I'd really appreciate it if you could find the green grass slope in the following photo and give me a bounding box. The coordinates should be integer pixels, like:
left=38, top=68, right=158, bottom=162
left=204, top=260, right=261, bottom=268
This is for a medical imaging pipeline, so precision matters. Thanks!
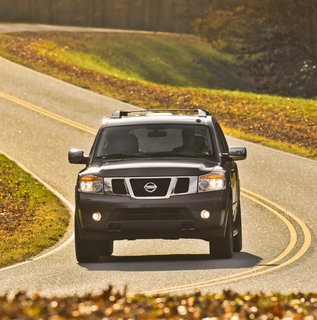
left=24, top=32, right=246, bottom=90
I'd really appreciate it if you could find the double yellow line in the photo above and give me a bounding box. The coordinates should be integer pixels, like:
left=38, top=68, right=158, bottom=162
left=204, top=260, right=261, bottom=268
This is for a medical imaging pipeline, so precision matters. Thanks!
left=0, top=91, right=97, bottom=135
left=0, top=90, right=312, bottom=293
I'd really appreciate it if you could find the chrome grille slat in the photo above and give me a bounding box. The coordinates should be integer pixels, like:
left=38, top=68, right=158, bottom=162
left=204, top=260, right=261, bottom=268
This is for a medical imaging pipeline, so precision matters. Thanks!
left=105, top=176, right=197, bottom=199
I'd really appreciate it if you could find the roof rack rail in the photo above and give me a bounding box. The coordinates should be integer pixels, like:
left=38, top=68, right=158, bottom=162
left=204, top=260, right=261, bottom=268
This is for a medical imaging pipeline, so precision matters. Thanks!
left=111, top=109, right=210, bottom=119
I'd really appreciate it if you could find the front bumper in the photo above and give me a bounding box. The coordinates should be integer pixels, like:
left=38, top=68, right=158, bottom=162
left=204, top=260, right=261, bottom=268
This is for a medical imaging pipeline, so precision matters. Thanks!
left=76, top=190, right=228, bottom=241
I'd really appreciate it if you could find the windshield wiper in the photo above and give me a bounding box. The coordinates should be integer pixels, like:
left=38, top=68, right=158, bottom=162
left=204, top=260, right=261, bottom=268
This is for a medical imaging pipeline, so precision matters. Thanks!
left=94, top=153, right=150, bottom=160
left=141, top=152, right=210, bottom=158
left=94, top=152, right=213, bottom=161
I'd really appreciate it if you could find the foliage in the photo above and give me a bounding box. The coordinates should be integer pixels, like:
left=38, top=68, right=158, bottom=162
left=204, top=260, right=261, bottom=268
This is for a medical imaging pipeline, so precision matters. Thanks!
left=0, top=0, right=210, bottom=34
left=0, top=287, right=316, bottom=319
left=194, top=0, right=317, bottom=98
left=0, top=32, right=316, bottom=160
left=0, top=154, right=70, bottom=268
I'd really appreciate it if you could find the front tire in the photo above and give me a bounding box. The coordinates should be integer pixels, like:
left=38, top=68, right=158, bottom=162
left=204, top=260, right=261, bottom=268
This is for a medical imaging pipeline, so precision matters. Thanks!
left=103, top=240, right=114, bottom=256
left=233, top=202, right=242, bottom=252
left=75, top=218, right=112, bottom=263
left=209, top=204, right=234, bottom=259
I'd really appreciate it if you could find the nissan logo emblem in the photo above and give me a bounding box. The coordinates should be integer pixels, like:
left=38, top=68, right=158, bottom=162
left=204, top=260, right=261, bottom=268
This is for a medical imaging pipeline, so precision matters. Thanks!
left=144, top=182, right=157, bottom=193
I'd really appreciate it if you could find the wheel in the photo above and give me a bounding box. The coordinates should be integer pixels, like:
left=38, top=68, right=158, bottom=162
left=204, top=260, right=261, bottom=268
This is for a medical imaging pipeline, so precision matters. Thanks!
left=75, top=218, right=106, bottom=263
left=103, top=240, right=114, bottom=256
left=233, top=202, right=242, bottom=252
left=209, top=203, right=234, bottom=259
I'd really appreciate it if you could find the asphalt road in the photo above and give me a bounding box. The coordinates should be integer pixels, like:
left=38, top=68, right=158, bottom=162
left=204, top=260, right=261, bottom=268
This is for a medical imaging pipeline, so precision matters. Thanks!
left=0, top=25, right=316, bottom=295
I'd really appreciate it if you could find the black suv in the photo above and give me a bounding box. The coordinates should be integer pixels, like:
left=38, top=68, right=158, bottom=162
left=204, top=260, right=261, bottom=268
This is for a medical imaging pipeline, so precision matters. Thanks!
left=69, top=109, right=247, bottom=262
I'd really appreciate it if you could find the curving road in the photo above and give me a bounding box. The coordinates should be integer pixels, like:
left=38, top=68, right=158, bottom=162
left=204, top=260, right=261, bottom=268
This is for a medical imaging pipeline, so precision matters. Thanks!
left=0, top=25, right=316, bottom=295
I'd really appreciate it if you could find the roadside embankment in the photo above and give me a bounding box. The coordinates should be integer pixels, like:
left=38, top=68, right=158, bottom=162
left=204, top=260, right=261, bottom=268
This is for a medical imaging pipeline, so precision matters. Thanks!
left=0, top=154, right=70, bottom=268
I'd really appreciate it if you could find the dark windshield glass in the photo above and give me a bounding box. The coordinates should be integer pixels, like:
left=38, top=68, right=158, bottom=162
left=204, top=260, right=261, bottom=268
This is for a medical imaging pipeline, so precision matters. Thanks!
left=93, top=124, right=214, bottom=161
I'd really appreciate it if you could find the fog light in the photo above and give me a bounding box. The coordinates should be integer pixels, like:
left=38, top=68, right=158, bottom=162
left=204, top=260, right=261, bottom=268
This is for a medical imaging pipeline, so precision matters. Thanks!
left=92, top=212, right=102, bottom=222
left=200, top=210, right=210, bottom=219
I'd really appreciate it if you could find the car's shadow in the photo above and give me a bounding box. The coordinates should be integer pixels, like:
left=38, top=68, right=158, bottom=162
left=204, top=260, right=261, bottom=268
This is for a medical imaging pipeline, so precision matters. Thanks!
left=79, top=251, right=262, bottom=271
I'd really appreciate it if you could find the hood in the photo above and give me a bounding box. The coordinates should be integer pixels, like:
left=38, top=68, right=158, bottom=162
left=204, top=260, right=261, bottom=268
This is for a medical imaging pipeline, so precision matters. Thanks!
left=82, top=159, right=220, bottom=177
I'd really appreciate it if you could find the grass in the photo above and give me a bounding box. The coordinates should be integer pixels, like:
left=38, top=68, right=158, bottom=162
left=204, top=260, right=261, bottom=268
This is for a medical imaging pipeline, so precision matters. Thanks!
left=0, top=154, right=70, bottom=268
left=0, top=31, right=316, bottom=160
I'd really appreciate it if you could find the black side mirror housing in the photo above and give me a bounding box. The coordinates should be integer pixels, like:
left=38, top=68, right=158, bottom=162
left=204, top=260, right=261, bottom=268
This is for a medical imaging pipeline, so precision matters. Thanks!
left=228, top=146, right=247, bottom=161
left=68, top=149, right=89, bottom=165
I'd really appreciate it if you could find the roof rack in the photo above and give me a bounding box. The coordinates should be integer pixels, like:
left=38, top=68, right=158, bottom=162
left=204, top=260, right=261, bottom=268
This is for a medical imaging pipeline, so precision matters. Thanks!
left=111, top=109, right=210, bottom=119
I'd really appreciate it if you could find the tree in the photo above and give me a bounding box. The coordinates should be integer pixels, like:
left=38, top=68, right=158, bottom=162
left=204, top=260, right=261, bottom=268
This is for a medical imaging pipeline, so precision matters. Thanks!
left=194, top=0, right=317, bottom=97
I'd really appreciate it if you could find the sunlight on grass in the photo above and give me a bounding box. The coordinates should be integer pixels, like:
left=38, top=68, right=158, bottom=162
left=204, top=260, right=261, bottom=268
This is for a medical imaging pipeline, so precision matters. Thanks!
left=29, top=32, right=245, bottom=89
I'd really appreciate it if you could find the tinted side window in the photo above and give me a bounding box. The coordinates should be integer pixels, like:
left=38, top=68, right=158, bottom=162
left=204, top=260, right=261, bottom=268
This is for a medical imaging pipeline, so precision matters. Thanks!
left=214, top=122, right=228, bottom=154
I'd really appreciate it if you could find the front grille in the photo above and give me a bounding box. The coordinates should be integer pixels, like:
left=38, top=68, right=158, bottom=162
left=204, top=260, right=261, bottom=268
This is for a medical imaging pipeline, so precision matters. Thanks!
left=130, top=178, right=171, bottom=197
left=111, top=208, right=191, bottom=221
left=112, top=179, right=127, bottom=195
left=174, top=178, right=190, bottom=194
left=106, top=176, right=196, bottom=199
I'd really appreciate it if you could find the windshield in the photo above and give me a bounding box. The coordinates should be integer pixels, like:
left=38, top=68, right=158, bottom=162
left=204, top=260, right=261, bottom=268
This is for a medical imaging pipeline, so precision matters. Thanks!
left=93, top=124, right=215, bottom=161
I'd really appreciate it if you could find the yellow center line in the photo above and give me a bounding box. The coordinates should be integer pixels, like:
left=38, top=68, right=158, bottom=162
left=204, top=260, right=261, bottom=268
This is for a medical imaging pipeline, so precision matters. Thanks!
left=0, top=90, right=312, bottom=293
left=0, top=91, right=97, bottom=135
left=242, top=189, right=312, bottom=268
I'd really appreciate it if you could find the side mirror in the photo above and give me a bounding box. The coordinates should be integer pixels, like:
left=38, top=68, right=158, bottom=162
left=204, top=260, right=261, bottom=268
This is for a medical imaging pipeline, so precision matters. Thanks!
left=68, top=149, right=89, bottom=165
left=229, top=146, right=247, bottom=161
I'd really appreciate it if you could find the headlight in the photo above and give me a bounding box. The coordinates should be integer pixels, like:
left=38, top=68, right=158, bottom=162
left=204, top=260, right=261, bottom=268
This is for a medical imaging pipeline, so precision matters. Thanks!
left=79, top=175, right=103, bottom=193
left=198, top=172, right=226, bottom=192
